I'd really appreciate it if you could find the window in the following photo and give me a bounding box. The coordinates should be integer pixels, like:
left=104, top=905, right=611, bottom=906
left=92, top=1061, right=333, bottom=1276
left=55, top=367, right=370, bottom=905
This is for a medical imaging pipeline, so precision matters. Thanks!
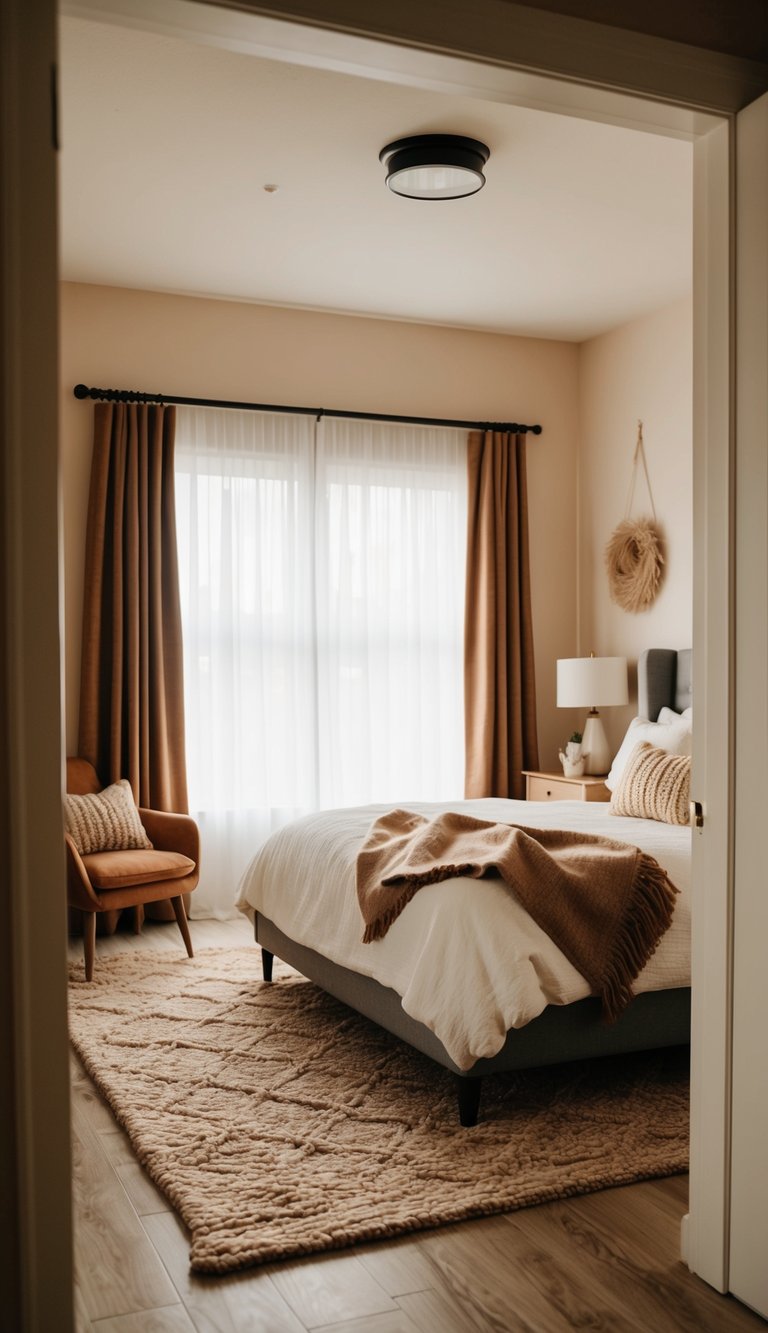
left=175, top=406, right=467, bottom=916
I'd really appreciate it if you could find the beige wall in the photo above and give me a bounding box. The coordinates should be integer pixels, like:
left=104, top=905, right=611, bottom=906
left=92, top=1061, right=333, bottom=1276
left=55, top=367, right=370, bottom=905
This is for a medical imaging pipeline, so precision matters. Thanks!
left=60, top=281, right=580, bottom=771
left=577, top=297, right=693, bottom=751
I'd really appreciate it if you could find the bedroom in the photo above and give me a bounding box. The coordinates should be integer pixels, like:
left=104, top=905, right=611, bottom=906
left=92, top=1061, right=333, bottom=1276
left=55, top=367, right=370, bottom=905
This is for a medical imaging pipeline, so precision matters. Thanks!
left=1, top=2, right=768, bottom=1333
left=59, top=9, right=699, bottom=1323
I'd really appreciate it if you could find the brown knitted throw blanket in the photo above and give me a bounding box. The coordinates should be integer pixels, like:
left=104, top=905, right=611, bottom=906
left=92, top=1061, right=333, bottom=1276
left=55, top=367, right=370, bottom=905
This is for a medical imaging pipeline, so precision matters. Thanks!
left=356, top=809, right=678, bottom=1022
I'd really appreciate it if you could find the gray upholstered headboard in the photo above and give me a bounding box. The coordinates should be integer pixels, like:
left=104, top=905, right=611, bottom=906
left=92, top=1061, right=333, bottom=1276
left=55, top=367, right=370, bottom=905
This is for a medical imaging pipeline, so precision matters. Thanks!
left=637, top=648, right=692, bottom=721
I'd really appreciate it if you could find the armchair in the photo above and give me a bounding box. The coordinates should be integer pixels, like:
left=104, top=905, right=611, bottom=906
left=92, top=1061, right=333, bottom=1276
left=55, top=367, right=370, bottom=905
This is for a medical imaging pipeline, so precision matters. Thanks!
left=66, top=758, right=198, bottom=980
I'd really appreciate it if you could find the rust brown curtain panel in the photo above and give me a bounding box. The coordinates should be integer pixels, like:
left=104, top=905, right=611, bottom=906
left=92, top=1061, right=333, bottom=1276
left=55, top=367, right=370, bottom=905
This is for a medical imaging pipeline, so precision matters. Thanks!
left=464, top=430, right=539, bottom=799
left=78, top=402, right=188, bottom=812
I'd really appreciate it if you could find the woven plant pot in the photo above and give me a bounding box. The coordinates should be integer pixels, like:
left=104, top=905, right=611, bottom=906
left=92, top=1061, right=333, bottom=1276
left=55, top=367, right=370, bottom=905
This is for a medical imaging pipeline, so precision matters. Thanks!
left=605, top=516, right=664, bottom=613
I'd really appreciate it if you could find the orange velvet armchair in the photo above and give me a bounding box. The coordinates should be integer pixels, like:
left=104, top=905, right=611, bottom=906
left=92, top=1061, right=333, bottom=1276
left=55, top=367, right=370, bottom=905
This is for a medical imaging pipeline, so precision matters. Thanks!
left=66, top=758, right=198, bottom=980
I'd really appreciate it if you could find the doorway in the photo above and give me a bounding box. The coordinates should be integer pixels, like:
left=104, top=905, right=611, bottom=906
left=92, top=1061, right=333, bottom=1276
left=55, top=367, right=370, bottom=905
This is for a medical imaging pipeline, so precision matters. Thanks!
left=5, top=0, right=766, bottom=1324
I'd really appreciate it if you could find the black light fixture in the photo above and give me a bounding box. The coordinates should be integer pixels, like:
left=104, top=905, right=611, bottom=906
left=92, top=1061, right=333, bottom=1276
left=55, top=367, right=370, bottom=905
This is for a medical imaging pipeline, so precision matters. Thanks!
left=379, top=134, right=490, bottom=200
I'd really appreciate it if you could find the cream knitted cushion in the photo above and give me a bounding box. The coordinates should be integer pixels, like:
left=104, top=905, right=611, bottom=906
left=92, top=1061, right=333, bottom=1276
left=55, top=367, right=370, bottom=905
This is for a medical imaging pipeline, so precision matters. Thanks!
left=65, top=779, right=153, bottom=855
left=609, top=742, right=691, bottom=826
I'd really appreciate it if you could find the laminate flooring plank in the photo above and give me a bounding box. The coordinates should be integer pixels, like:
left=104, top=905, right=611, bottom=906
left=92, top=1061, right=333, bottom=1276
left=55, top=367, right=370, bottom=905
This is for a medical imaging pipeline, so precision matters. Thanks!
left=637, top=1173, right=694, bottom=1230
left=314, top=1313, right=421, bottom=1333
left=142, top=1210, right=305, bottom=1333
left=501, top=1203, right=671, bottom=1333
left=267, top=1251, right=398, bottom=1328
left=75, top=1278, right=94, bottom=1333
left=71, top=1101, right=179, bottom=1322
left=397, top=1286, right=496, bottom=1333
left=416, top=1216, right=574, bottom=1333
left=76, top=1080, right=172, bottom=1213
left=356, top=1237, right=437, bottom=1296
left=91, top=1306, right=196, bottom=1332
left=71, top=1049, right=89, bottom=1082
left=561, top=1179, right=683, bottom=1268
left=554, top=1194, right=766, bottom=1333
left=116, top=1160, right=172, bottom=1217
left=71, top=1071, right=122, bottom=1134
left=67, top=917, right=253, bottom=969
left=650, top=1172, right=689, bottom=1207
left=191, top=917, right=252, bottom=947
left=98, top=1127, right=140, bottom=1166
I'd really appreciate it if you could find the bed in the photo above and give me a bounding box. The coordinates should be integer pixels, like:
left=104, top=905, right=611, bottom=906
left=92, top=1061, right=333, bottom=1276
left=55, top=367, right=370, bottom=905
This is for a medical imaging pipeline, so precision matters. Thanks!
left=236, top=648, right=692, bottom=1125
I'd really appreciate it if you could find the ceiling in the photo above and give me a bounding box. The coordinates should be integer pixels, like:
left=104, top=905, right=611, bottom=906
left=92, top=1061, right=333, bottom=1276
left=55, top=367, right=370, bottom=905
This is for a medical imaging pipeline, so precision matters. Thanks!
left=58, top=16, right=693, bottom=342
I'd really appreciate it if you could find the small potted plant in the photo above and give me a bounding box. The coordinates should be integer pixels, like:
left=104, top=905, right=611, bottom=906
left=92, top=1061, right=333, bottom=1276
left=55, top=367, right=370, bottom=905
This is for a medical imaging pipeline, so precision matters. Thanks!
left=558, top=731, right=585, bottom=778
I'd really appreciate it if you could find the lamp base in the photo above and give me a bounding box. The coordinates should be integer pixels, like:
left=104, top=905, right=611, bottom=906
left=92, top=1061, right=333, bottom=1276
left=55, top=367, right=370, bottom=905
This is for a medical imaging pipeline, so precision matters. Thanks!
left=582, top=710, right=610, bottom=775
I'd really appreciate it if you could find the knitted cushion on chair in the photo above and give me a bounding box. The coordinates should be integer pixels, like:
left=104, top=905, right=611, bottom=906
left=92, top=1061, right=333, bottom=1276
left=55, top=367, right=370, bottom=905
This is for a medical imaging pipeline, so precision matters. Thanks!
left=65, top=779, right=153, bottom=855
left=609, top=742, right=691, bottom=826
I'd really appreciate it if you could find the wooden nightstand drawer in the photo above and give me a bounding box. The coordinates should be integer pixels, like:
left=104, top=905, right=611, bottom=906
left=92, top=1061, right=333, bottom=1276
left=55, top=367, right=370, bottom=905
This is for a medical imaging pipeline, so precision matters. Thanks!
left=526, top=775, right=581, bottom=801
left=523, top=770, right=610, bottom=803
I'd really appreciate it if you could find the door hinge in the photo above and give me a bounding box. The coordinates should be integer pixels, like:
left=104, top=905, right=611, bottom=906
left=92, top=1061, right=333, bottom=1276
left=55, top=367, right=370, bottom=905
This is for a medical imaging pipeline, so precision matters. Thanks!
left=690, top=799, right=704, bottom=830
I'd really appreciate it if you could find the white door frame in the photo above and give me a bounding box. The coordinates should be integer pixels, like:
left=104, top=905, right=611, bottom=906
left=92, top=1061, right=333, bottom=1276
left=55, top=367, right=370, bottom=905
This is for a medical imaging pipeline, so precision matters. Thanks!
left=684, top=115, right=733, bottom=1291
left=728, top=90, right=768, bottom=1319
left=1, top=1, right=73, bottom=1329
left=9, top=0, right=765, bottom=1321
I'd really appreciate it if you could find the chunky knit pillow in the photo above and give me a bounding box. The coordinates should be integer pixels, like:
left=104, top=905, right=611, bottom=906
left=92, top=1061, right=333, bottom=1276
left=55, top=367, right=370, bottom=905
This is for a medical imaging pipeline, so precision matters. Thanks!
left=65, top=779, right=153, bottom=855
left=610, top=742, right=691, bottom=826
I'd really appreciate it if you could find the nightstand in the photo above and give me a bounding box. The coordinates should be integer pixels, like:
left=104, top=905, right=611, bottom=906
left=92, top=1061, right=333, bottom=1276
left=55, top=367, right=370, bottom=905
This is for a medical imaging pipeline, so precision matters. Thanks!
left=522, top=770, right=610, bottom=803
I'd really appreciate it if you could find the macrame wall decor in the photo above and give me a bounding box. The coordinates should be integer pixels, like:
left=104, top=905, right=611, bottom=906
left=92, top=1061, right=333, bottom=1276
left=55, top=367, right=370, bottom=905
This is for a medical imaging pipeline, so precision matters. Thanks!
left=605, top=421, right=664, bottom=613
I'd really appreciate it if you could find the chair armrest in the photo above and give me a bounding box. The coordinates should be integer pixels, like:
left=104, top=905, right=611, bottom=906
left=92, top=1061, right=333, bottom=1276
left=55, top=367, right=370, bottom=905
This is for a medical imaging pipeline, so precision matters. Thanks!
left=138, top=808, right=200, bottom=866
left=65, top=833, right=101, bottom=910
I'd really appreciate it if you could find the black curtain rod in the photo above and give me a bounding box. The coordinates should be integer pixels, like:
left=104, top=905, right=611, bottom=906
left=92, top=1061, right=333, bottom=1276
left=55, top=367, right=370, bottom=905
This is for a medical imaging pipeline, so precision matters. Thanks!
left=73, top=384, right=542, bottom=436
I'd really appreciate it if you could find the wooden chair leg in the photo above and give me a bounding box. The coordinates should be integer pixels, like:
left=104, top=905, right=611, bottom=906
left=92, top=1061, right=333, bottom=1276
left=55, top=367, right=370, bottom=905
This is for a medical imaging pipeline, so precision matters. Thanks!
left=133, top=904, right=144, bottom=934
left=83, top=912, right=96, bottom=982
left=171, top=896, right=193, bottom=958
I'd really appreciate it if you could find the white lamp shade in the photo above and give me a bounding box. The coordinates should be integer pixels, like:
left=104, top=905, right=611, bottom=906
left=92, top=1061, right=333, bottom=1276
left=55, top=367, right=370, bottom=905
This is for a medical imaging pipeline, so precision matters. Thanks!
left=556, top=656, right=628, bottom=709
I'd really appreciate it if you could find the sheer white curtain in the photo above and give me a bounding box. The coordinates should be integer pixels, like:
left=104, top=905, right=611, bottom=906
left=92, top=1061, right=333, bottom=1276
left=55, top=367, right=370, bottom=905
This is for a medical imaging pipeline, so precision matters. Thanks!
left=316, top=417, right=466, bottom=806
left=176, top=406, right=466, bottom=917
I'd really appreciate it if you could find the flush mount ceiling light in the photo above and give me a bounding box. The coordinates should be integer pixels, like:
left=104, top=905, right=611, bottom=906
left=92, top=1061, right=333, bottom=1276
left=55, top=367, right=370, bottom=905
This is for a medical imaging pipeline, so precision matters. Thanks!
left=379, top=134, right=490, bottom=200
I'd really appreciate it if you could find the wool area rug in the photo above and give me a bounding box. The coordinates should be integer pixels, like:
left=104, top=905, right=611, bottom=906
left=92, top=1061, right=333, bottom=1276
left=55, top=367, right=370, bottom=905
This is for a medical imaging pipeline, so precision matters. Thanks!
left=68, top=948, right=689, bottom=1275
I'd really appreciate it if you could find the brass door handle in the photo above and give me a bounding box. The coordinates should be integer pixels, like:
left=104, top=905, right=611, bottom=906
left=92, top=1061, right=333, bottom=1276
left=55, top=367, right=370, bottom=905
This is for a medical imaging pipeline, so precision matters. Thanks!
left=690, top=800, right=704, bottom=829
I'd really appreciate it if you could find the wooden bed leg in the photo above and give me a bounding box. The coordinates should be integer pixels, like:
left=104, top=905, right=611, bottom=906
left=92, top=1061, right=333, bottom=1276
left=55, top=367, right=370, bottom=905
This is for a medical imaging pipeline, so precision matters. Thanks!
left=261, top=947, right=274, bottom=982
left=457, top=1075, right=482, bottom=1127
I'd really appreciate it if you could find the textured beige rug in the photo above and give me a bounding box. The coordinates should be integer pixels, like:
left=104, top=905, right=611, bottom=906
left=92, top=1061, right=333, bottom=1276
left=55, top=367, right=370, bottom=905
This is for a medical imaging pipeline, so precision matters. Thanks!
left=68, top=948, right=689, bottom=1275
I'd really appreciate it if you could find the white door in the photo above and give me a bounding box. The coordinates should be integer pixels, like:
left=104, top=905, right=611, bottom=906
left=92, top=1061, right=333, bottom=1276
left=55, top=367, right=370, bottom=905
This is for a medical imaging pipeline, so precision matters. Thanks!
left=686, top=91, right=768, bottom=1316
left=683, top=108, right=732, bottom=1293
left=729, top=89, right=768, bottom=1321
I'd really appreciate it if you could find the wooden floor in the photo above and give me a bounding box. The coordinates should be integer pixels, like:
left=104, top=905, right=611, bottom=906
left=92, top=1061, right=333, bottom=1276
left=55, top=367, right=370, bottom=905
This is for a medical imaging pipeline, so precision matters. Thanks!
left=69, top=918, right=765, bottom=1333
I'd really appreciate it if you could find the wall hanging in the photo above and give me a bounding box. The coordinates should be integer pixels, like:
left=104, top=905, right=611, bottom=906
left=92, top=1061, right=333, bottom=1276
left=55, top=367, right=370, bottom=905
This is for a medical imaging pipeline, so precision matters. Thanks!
left=605, top=421, right=664, bottom=613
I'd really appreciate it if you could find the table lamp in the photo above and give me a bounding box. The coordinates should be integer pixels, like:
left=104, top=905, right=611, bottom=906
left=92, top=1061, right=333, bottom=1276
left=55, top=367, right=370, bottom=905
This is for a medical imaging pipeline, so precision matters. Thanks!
left=556, top=655, right=628, bottom=775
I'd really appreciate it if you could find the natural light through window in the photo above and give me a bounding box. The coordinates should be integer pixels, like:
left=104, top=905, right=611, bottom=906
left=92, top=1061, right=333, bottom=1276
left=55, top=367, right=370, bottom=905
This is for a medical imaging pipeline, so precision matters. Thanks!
left=175, top=407, right=467, bottom=915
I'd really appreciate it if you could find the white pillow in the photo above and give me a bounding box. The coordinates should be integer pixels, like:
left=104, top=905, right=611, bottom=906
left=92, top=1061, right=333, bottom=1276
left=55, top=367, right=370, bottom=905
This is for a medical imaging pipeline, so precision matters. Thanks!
left=605, top=716, right=693, bottom=791
left=658, top=705, right=693, bottom=726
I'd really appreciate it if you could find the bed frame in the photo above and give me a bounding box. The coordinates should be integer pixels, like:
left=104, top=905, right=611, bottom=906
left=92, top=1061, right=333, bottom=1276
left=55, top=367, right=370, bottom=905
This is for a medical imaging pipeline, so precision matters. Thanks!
left=258, top=648, right=692, bottom=1125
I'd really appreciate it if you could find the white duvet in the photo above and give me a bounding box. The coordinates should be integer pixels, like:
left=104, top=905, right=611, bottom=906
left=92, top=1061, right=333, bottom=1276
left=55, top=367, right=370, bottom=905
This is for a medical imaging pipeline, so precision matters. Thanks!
left=235, top=798, right=691, bottom=1070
